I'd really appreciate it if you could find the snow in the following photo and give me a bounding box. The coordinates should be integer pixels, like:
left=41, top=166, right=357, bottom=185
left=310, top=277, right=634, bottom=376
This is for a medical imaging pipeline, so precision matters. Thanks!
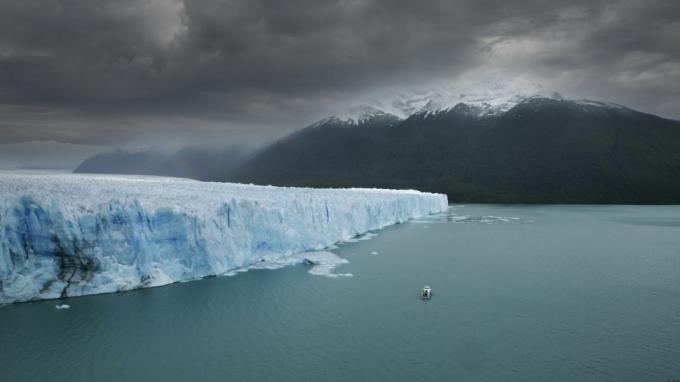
left=363, top=78, right=565, bottom=118
left=412, top=88, right=563, bottom=117
left=309, top=81, right=628, bottom=130
left=0, top=173, right=447, bottom=303
left=373, top=90, right=625, bottom=119
left=311, top=105, right=400, bottom=127
left=574, top=99, right=626, bottom=109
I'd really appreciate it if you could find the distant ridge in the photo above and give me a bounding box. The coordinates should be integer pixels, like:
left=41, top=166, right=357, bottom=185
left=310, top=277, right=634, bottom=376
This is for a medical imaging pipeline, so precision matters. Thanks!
left=75, top=146, right=250, bottom=181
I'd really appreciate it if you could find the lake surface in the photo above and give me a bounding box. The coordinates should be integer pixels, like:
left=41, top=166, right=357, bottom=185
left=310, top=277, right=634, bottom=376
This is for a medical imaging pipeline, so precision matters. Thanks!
left=2, top=205, right=679, bottom=381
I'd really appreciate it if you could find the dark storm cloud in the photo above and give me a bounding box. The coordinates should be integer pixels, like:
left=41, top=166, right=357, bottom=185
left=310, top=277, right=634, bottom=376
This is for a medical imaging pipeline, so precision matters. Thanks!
left=0, top=0, right=678, bottom=146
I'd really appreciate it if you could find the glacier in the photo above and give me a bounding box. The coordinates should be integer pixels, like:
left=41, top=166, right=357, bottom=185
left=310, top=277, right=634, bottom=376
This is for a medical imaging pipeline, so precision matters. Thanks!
left=0, top=173, right=447, bottom=303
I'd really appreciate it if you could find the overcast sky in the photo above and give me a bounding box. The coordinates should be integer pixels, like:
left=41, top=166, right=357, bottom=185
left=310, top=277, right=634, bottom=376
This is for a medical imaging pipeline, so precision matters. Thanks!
left=0, top=0, right=678, bottom=151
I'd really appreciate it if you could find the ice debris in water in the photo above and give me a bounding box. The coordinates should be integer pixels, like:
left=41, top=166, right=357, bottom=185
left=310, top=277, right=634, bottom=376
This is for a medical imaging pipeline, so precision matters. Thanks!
left=250, top=251, right=352, bottom=278
left=345, top=232, right=378, bottom=243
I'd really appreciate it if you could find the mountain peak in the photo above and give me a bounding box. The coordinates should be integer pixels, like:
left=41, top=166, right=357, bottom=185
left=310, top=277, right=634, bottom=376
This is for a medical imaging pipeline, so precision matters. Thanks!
left=366, top=78, right=564, bottom=117
left=414, top=89, right=564, bottom=117
left=511, top=96, right=630, bottom=114
left=311, top=106, right=401, bottom=127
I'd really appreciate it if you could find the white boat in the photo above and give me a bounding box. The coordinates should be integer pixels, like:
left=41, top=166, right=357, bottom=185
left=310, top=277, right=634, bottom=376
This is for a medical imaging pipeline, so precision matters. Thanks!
left=421, top=285, right=432, bottom=300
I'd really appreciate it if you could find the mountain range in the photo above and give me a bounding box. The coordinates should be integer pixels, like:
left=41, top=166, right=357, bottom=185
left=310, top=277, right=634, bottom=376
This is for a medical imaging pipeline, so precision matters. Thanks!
left=75, top=94, right=680, bottom=203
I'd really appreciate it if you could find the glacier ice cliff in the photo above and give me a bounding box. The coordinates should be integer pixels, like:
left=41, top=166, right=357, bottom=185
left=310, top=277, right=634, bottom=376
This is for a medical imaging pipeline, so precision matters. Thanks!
left=0, top=173, right=447, bottom=303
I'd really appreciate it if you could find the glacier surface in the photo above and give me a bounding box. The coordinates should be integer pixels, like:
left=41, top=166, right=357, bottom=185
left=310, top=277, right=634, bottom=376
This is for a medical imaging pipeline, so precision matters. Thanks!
left=0, top=173, right=447, bottom=303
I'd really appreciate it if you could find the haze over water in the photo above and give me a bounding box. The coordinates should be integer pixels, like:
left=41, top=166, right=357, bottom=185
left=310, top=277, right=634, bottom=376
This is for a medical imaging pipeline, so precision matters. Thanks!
left=1, top=205, right=679, bottom=381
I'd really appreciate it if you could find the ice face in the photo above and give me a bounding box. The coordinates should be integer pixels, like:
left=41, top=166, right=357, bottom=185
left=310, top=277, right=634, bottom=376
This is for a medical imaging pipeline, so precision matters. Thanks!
left=0, top=173, right=447, bottom=303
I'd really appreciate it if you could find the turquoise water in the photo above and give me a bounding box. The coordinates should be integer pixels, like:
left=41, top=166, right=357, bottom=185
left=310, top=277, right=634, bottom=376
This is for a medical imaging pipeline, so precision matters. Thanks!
left=1, top=205, right=679, bottom=381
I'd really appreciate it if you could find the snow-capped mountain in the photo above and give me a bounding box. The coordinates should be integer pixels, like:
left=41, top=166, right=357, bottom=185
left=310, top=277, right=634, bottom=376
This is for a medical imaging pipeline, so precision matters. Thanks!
left=314, top=92, right=626, bottom=126
left=233, top=93, right=680, bottom=204
left=311, top=78, right=634, bottom=128
left=415, top=90, right=564, bottom=117
left=310, top=105, right=401, bottom=127
left=404, top=89, right=563, bottom=117
left=364, top=90, right=630, bottom=120
left=367, top=78, right=564, bottom=117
